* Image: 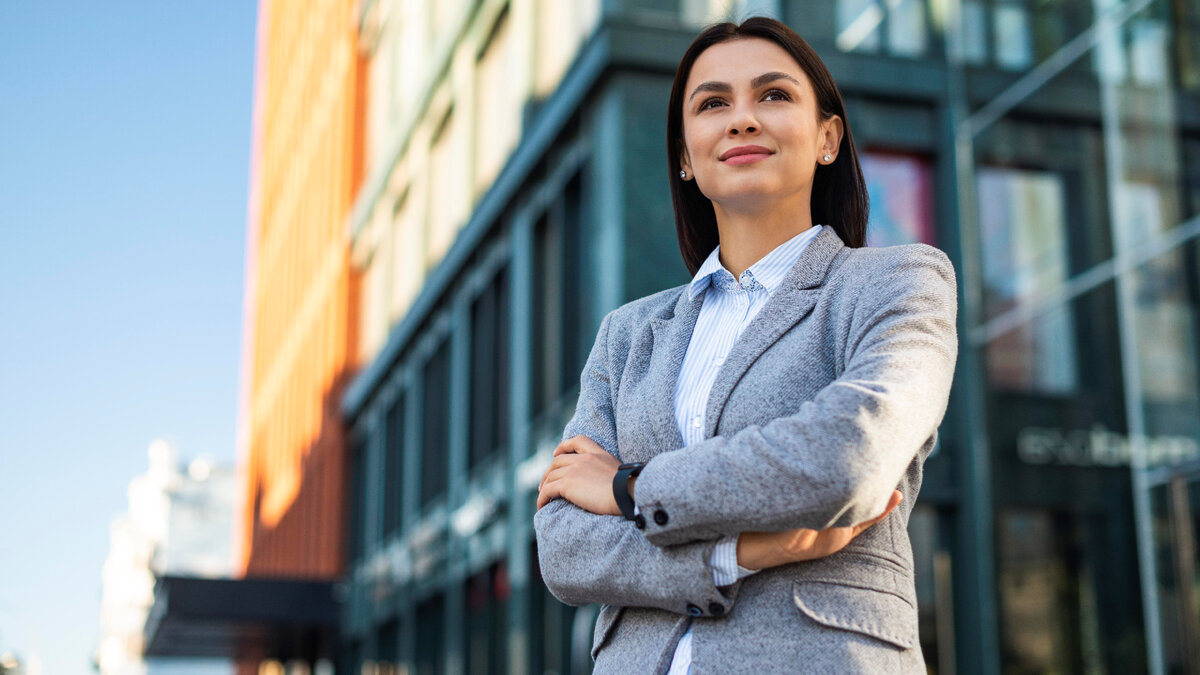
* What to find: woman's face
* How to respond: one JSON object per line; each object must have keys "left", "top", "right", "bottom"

{"left": 679, "top": 37, "right": 842, "bottom": 214}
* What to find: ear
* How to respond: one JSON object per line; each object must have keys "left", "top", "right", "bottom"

{"left": 820, "top": 115, "right": 844, "bottom": 159}
{"left": 677, "top": 140, "right": 693, "bottom": 178}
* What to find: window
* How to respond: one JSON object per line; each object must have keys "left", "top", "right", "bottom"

{"left": 861, "top": 151, "right": 936, "bottom": 247}
{"left": 534, "top": 0, "right": 602, "bottom": 96}
{"left": 1178, "top": 0, "right": 1200, "bottom": 90}
{"left": 835, "top": 0, "right": 927, "bottom": 57}
{"left": 383, "top": 392, "right": 405, "bottom": 537}
{"left": 474, "top": 10, "right": 520, "bottom": 194}
{"left": 977, "top": 166, "right": 1078, "bottom": 394}
{"left": 415, "top": 594, "right": 446, "bottom": 675}
{"left": 464, "top": 561, "right": 510, "bottom": 675}
{"left": 531, "top": 176, "right": 584, "bottom": 422}
{"left": 470, "top": 265, "right": 511, "bottom": 470}
{"left": 428, "top": 108, "right": 470, "bottom": 266}
{"left": 530, "top": 542, "right": 586, "bottom": 674}
{"left": 993, "top": 0, "right": 1033, "bottom": 70}
{"left": 391, "top": 186, "right": 425, "bottom": 324}
{"left": 958, "top": 0, "right": 1094, "bottom": 71}
{"left": 377, "top": 619, "right": 400, "bottom": 675}
{"left": 421, "top": 340, "right": 452, "bottom": 507}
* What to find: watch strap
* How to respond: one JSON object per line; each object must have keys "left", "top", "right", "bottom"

{"left": 612, "top": 462, "right": 645, "bottom": 521}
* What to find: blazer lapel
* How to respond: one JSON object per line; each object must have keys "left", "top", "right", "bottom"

{"left": 703, "top": 226, "right": 845, "bottom": 438}
{"left": 647, "top": 289, "right": 703, "bottom": 453}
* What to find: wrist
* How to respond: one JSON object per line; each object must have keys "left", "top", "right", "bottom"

{"left": 735, "top": 532, "right": 770, "bottom": 571}
{"left": 612, "top": 462, "right": 645, "bottom": 521}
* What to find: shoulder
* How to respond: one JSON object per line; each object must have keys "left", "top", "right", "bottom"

{"left": 829, "top": 243, "right": 957, "bottom": 301}
{"left": 836, "top": 242, "right": 954, "bottom": 281}
{"left": 590, "top": 283, "right": 687, "bottom": 359}
{"left": 601, "top": 283, "right": 688, "bottom": 332}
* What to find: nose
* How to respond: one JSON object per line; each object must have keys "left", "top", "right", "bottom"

{"left": 727, "top": 102, "right": 760, "bottom": 136}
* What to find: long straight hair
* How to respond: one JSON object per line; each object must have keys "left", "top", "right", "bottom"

{"left": 667, "top": 17, "right": 869, "bottom": 275}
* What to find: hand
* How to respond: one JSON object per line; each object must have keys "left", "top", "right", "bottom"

{"left": 536, "top": 435, "right": 623, "bottom": 515}
{"left": 736, "top": 490, "right": 904, "bottom": 570}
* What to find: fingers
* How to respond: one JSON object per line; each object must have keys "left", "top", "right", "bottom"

{"left": 851, "top": 491, "right": 904, "bottom": 535}
{"left": 536, "top": 475, "right": 563, "bottom": 510}
{"left": 538, "top": 454, "right": 579, "bottom": 492}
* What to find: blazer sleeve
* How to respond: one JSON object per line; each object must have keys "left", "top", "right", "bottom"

{"left": 533, "top": 310, "right": 743, "bottom": 615}
{"left": 632, "top": 246, "right": 959, "bottom": 547}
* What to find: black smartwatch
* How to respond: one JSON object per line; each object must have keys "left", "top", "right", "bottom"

{"left": 613, "top": 462, "right": 646, "bottom": 521}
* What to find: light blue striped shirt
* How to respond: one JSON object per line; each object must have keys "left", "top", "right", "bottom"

{"left": 666, "top": 224, "right": 824, "bottom": 675}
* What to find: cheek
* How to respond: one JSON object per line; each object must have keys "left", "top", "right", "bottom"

{"left": 683, "top": 121, "right": 720, "bottom": 158}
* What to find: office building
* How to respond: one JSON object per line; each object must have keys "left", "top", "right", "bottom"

{"left": 340, "top": 1, "right": 1200, "bottom": 673}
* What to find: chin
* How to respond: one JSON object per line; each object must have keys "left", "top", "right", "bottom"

{"left": 703, "top": 183, "right": 782, "bottom": 210}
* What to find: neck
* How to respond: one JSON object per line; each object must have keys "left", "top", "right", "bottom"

{"left": 713, "top": 194, "right": 814, "bottom": 278}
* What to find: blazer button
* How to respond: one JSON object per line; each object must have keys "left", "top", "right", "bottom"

{"left": 708, "top": 602, "right": 725, "bottom": 616}
{"left": 654, "top": 509, "right": 669, "bottom": 526}
{"left": 686, "top": 604, "right": 703, "bottom": 617}
{"left": 634, "top": 513, "right": 646, "bottom": 530}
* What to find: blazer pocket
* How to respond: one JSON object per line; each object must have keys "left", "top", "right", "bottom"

{"left": 592, "top": 604, "right": 625, "bottom": 660}
{"left": 792, "top": 580, "right": 918, "bottom": 651}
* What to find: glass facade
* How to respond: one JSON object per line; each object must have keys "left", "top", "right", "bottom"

{"left": 337, "top": 1, "right": 1200, "bottom": 673}
{"left": 952, "top": 0, "right": 1200, "bottom": 672}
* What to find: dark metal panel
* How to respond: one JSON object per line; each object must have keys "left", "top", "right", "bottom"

{"left": 144, "top": 576, "right": 338, "bottom": 659}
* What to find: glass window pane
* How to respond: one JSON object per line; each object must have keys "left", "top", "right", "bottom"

{"left": 474, "top": 11, "right": 519, "bottom": 193}
{"left": 977, "top": 167, "right": 1070, "bottom": 314}
{"left": 836, "top": 0, "right": 883, "bottom": 53}
{"left": 384, "top": 394, "right": 405, "bottom": 536}
{"left": 470, "top": 265, "right": 510, "bottom": 470}
{"left": 862, "top": 152, "right": 936, "bottom": 247}
{"left": 415, "top": 594, "right": 446, "bottom": 675}
{"left": 429, "top": 109, "right": 469, "bottom": 265}
{"left": 994, "top": 4, "right": 1034, "bottom": 70}
{"left": 961, "top": 0, "right": 989, "bottom": 64}
{"left": 887, "top": 0, "right": 927, "bottom": 57}
{"left": 422, "top": 340, "right": 451, "bottom": 507}
{"left": 1129, "top": 244, "right": 1200, "bottom": 469}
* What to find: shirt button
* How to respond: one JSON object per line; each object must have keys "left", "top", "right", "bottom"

{"left": 687, "top": 604, "right": 703, "bottom": 617}
{"left": 692, "top": 417, "right": 702, "bottom": 428}
{"left": 715, "top": 357, "right": 724, "bottom": 366}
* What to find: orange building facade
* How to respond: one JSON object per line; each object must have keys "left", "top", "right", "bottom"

{"left": 237, "top": 0, "right": 366, "bottom": 581}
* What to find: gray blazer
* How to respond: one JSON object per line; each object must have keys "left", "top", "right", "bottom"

{"left": 533, "top": 226, "right": 958, "bottom": 674}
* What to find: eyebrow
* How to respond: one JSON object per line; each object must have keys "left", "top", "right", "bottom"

{"left": 688, "top": 71, "right": 802, "bottom": 101}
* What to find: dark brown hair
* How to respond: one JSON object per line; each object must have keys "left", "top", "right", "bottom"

{"left": 667, "top": 17, "right": 869, "bottom": 275}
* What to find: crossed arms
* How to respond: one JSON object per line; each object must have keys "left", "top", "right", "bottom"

{"left": 532, "top": 249, "right": 958, "bottom": 615}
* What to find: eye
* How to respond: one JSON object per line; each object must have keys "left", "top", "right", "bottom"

{"left": 697, "top": 97, "right": 726, "bottom": 111}
{"left": 762, "top": 88, "right": 792, "bottom": 102}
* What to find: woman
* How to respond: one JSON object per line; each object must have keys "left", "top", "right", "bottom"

{"left": 534, "top": 16, "right": 957, "bottom": 674}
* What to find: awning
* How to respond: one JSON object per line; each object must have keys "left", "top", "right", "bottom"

{"left": 144, "top": 575, "right": 339, "bottom": 659}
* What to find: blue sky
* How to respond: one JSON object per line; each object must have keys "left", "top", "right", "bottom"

{"left": 0, "top": 3, "right": 256, "bottom": 672}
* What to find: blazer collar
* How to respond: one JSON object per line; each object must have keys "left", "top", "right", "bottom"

{"left": 647, "top": 226, "right": 846, "bottom": 450}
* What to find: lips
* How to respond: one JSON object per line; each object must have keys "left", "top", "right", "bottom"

{"left": 719, "top": 145, "right": 773, "bottom": 164}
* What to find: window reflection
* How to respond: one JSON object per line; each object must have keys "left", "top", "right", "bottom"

{"left": 978, "top": 167, "right": 1077, "bottom": 393}
{"left": 836, "top": 0, "right": 927, "bottom": 56}
{"left": 862, "top": 152, "right": 935, "bottom": 247}
{"left": 1130, "top": 246, "right": 1200, "bottom": 462}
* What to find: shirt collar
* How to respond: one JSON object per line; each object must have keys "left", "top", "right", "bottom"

{"left": 687, "top": 225, "right": 824, "bottom": 301}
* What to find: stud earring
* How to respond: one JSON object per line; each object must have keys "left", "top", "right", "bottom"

{"left": 680, "top": 170, "right": 687, "bottom": 179}
{"left": 823, "top": 154, "right": 832, "bottom": 162}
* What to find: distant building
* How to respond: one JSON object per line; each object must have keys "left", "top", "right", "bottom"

{"left": 97, "top": 440, "right": 235, "bottom": 675}
{"left": 144, "top": 0, "right": 364, "bottom": 670}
